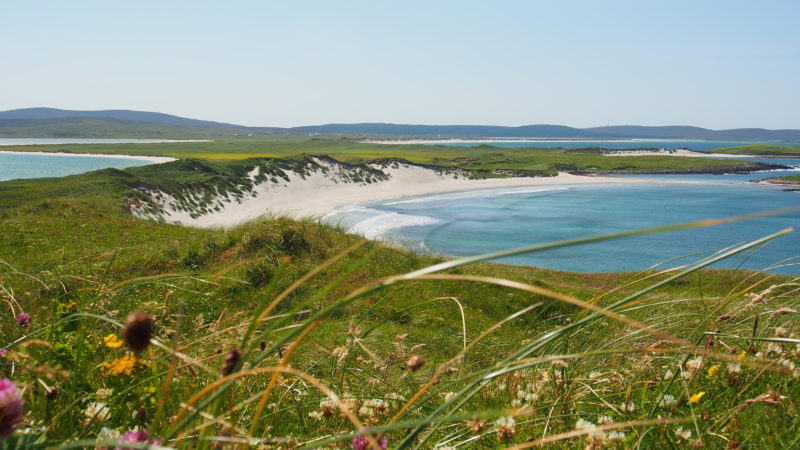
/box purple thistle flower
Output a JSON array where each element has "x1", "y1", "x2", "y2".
[
  {"x1": 115, "y1": 429, "x2": 161, "y2": 449},
  {"x1": 15, "y1": 313, "x2": 30, "y2": 328},
  {"x1": 352, "y1": 433, "x2": 388, "y2": 450},
  {"x1": 0, "y1": 378, "x2": 24, "y2": 438}
]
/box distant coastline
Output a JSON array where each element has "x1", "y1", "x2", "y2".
[{"x1": 0, "y1": 150, "x2": 175, "y2": 164}]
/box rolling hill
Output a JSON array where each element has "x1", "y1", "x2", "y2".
[{"x1": 0, "y1": 107, "x2": 798, "y2": 140}]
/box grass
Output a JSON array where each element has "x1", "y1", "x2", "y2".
[
  {"x1": 709, "y1": 144, "x2": 800, "y2": 157},
  {"x1": 1, "y1": 180, "x2": 799, "y2": 448}
]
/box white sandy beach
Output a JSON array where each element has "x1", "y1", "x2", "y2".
[
  {"x1": 142, "y1": 159, "x2": 645, "y2": 228},
  {"x1": 0, "y1": 150, "x2": 176, "y2": 164},
  {"x1": 0, "y1": 139, "x2": 210, "y2": 146},
  {"x1": 603, "y1": 149, "x2": 759, "y2": 158}
]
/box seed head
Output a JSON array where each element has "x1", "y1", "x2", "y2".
[
  {"x1": 123, "y1": 311, "x2": 153, "y2": 353},
  {"x1": 407, "y1": 355, "x2": 425, "y2": 372},
  {"x1": 221, "y1": 348, "x2": 242, "y2": 376}
]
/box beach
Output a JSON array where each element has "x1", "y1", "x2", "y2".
[
  {"x1": 0, "y1": 150, "x2": 176, "y2": 164},
  {"x1": 145, "y1": 162, "x2": 645, "y2": 228}
]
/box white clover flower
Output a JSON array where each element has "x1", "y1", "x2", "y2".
[
  {"x1": 95, "y1": 388, "x2": 113, "y2": 400},
  {"x1": 495, "y1": 416, "x2": 516, "y2": 442},
  {"x1": 663, "y1": 369, "x2": 674, "y2": 380},
  {"x1": 84, "y1": 401, "x2": 111, "y2": 423},
  {"x1": 675, "y1": 427, "x2": 692, "y2": 441},
  {"x1": 444, "y1": 392, "x2": 456, "y2": 402},
  {"x1": 728, "y1": 363, "x2": 742, "y2": 374},
  {"x1": 685, "y1": 357, "x2": 703, "y2": 372},
  {"x1": 575, "y1": 418, "x2": 596, "y2": 431},
  {"x1": 597, "y1": 415, "x2": 614, "y2": 425},
  {"x1": 659, "y1": 394, "x2": 677, "y2": 408},
  {"x1": 621, "y1": 400, "x2": 637, "y2": 413},
  {"x1": 308, "y1": 411, "x2": 323, "y2": 420},
  {"x1": 607, "y1": 430, "x2": 626, "y2": 441},
  {"x1": 767, "y1": 343, "x2": 784, "y2": 356}
]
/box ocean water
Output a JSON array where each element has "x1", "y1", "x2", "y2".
[
  {"x1": 431, "y1": 140, "x2": 799, "y2": 151},
  {"x1": 0, "y1": 152, "x2": 154, "y2": 181},
  {"x1": 325, "y1": 157, "x2": 800, "y2": 274}
]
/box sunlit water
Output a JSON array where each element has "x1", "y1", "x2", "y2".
[{"x1": 325, "y1": 156, "x2": 800, "y2": 274}]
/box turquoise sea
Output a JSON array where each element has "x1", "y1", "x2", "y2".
[
  {"x1": 325, "y1": 156, "x2": 800, "y2": 275},
  {"x1": 0, "y1": 138, "x2": 178, "y2": 181},
  {"x1": 0, "y1": 152, "x2": 155, "y2": 181}
]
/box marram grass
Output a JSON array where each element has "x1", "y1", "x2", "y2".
[{"x1": 1, "y1": 202, "x2": 799, "y2": 449}]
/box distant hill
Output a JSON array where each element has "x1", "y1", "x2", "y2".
[
  {"x1": 0, "y1": 107, "x2": 798, "y2": 140},
  {"x1": 0, "y1": 107, "x2": 237, "y2": 128}
]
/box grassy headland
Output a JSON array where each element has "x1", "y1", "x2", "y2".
[{"x1": 0, "y1": 141, "x2": 799, "y2": 448}]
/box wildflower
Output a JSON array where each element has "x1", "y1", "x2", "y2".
[
  {"x1": 101, "y1": 355, "x2": 150, "y2": 377},
  {"x1": 351, "y1": 433, "x2": 387, "y2": 450},
  {"x1": 766, "y1": 343, "x2": 784, "y2": 357},
  {"x1": 104, "y1": 334, "x2": 123, "y2": 349},
  {"x1": 443, "y1": 392, "x2": 456, "y2": 402},
  {"x1": 122, "y1": 311, "x2": 153, "y2": 352},
  {"x1": 659, "y1": 394, "x2": 677, "y2": 408},
  {"x1": 688, "y1": 392, "x2": 705, "y2": 404},
  {"x1": 386, "y1": 392, "x2": 405, "y2": 402},
  {"x1": 332, "y1": 346, "x2": 349, "y2": 363},
  {"x1": 495, "y1": 416, "x2": 516, "y2": 443},
  {"x1": 597, "y1": 415, "x2": 614, "y2": 425},
  {"x1": 221, "y1": 348, "x2": 242, "y2": 376},
  {"x1": 407, "y1": 355, "x2": 425, "y2": 372},
  {"x1": 15, "y1": 313, "x2": 30, "y2": 328},
  {"x1": 0, "y1": 378, "x2": 24, "y2": 438},
  {"x1": 84, "y1": 401, "x2": 111, "y2": 423},
  {"x1": 728, "y1": 363, "x2": 742, "y2": 374},
  {"x1": 589, "y1": 371, "x2": 602, "y2": 379},
  {"x1": 621, "y1": 400, "x2": 637, "y2": 413},
  {"x1": 319, "y1": 399, "x2": 336, "y2": 417},
  {"x1": 96, "y1": 388, "x2": 114, "y2": 400},
  {"x1": 116, "y1": 429, "x2": 161, "y2": 449},
  {"x1": 685, "y1": 356, "x2": 703, "y2": 372},
  {"x1": 663, "y1": 369, "x2": 674, "y2": 380},
  {"x1": 97, "y1": 427, "x2": 120, "y2": 442},
  {"x1": 0, "y1": 349, "x2": 8, "y2": 359},
  {"x1": 675, "y1": 427, "x2": 692, "y2": 441},
  {"x1": 607, "y1": 431, "x2": 626, "y2": 441},
  {"x1": 467, "y1": 419, "x2": 487, "y2": 433},
  {"x1": 308, "y1": 411, "x2": 323, "y2": 420},
  {"x1": 706, "y1": 365, "x2": 721, "y2": 381},
  {"x1": 737, "y1": 350, "x2": 747, "y2": 362},
  {"x1": 775, "y1": 327, "x2": 791, "y2": 338}
]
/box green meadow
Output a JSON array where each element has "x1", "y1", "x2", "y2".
[{"x1": 0, "y1": 140, "x2": 799, "y2": 448}]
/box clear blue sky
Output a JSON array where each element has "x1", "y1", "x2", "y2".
[{"x1": 1, "y1": 0, "x2": 797, "y2": 129}]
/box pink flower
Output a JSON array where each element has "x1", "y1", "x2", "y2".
[
  {"x1": 0, "y1": 378, "x2": 24, "y2": 438},
  {"x1": 352, "y1": 433, "x2": 388, "y2": 450},
  {"x1": 115, "y1": 430, "x2": 161, "y2": 449},
  {"x1": 15, "y1": 313, "x2": 30, "y2": 328}
]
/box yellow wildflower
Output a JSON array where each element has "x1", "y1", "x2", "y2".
[
  {"x1": 101, "y1": 354, "x2": 150, "y2": 377},
  {"x1": 103, "y1": 333, "x2": 123, "y2": 349},
  {"x1": 688, "y1": 392, "x2": 705, "y2": 404},
  {"x1": 737, "y1": 351, "x2": 747, "y2": 362},
  {"x1": 706, "y1": 365, "x2": 721, "y2": 380}
]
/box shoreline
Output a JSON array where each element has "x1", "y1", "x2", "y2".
[
  {"x1": 0, "y1": 150, "x2": 176, "y2": 164},
  {"x1": 158, "y1": 171, "x2": 664, "y2": 228},
  {"x1": 0, "y1": 139, "x2": 210, "y2": 146},
  {"x1": 361, "y1": 138, "x2": 694, "y2": 145}
]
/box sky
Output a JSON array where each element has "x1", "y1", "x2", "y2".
[{"x1": 1, "y1": 0, "x2": 798, "y2": 129}]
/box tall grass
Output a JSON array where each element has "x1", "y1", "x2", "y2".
[{"x1": 1, "y1": 207, "x2": 799, "y2": 449}]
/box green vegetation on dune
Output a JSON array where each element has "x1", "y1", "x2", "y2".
[
  {"x1": 1, "y1": 154, "x2": 799, "y2": 448},
  {"x1": 709, "y1": 144, "x2": 800, "y2": 156}
]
